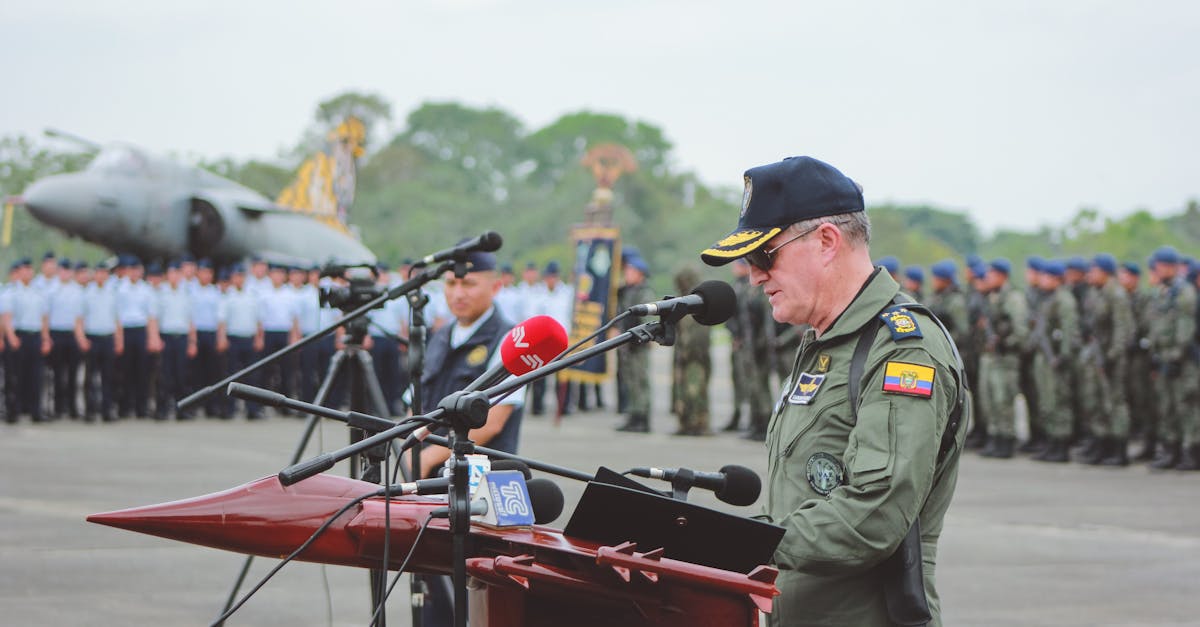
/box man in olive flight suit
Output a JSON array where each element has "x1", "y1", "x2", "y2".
[{"x1": 700, "y1": 156, "x2": 966, "y2": 627}]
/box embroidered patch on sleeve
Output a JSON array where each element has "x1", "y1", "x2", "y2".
[
  {"x1": 879, "y1": 305, "x2": 923, "y2": 341},
  {"x1": 881, "y1": 361, "x2": 935, "y2": 398}
]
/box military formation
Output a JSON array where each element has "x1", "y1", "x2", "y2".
[{"x1": 896, "y1": 247, "x2": 1200, "y2": 471}]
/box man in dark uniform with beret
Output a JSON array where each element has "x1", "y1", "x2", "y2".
[
  {"x1": 700, "y1": 156, "x2": 967, "y2": 626},
  {"x1": 405, "y1": 247, "x2": 525, "y2": 627}
]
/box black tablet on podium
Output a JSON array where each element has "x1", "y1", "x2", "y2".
[{"x1": 564, "y1": 468, "x2": 785, "y2": 574}]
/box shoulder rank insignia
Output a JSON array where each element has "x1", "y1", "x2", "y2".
[
  {"x1": 882, "y1": 361, "x2": 935, "y2": 398},
  {"x1": 879, "y1": 305, "x2": 923, "y2": 341}
]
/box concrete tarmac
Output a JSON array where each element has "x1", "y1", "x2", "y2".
[{"x1": 1, "y1": 343, "x2": 1198, "y2": 626}]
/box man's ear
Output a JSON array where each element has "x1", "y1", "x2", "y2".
[{"x1": 817, "y1": 223, "x2": 842, "y2": 266}]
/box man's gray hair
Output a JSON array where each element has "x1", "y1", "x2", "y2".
[{"x1": 788, "y1": 211, "x2": 871, "y2": 247}]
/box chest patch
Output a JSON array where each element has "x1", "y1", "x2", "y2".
[
  {"x1": 466, "y1": 345, "x2": 489, "y2": 367},
  {"x1": 882, "y1": 361, "x2": 935, "y2": 398},
  {"x1": 788, "y1": 372, "x2": 826, "y2": 405},
  {"x1": 806, "y1": 452, "x2": 844, "y2": 496},
  {"x1": 880, "y1": 305, "x2": 923, "y2": 341}
]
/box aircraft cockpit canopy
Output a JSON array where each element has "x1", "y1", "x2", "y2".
[{"x1": 87, "y1": 145, "x2": 155, "y2": 177}]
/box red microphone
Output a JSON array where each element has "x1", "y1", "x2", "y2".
[{"x1": 500, "y1": 315, "x2": 569, "y2": 375}]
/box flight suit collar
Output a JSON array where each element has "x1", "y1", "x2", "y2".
[{"x1": 816, "y1": 267, "x2": 901, "y2": 343}]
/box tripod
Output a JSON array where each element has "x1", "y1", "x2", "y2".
[{"x1": 216, "y1": 313, "x2": 399, "y2": 626}]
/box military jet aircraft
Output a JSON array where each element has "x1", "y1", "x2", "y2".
[{"x1": 15, "y1": 119, "x2": 375, "y2": 265}]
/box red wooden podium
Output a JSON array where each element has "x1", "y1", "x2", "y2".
[{"x1": 88, "y1": 474, "x2": 779, "y2": 626}]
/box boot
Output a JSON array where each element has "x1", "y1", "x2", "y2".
[
  {"x1": 1099, "y1": 439, "x2": 1129, "y2": 467},
  {"x1": 615, "y1": 414, "x2": 649, "y2": 433},
  {"x1": 1017, "y1": 434, "x2": 1047, "y2": 455},
  {"x1": 965, "y1": 428, "x2": 988, "y2": 450},
  {"x1": 1149, "y1": 442, "x2": 1181, "y2": 470},
  {"x1": 1132, "y1": 435, "x2": 1158, "y2": 462},
  {"x1": 982, "y1": 436, "x2": 1013, "y2": 459},
  {"x1": 1174, "y1": 444, "x2": 1200, "y2": 471},
  {"x1": 721, "y1": 409, "x2": 742, "y2": 432},
  {"x1": 1034, "y1": 438, "x2": 1069, "y2": 463},
  {"x1": 1082, "y1": 437, "x2": 1110, "y2": 465},
  {"x1": 1074, "y1": 436, "x2": 1100, "y2": 461}
]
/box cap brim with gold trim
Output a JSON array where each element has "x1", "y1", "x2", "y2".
[
  {"x1": 700, "y1": 226, "x2": 782, "y2": 266},
  {"x1": 700, "y1": 156, "x2": 864, "y2": 267}
]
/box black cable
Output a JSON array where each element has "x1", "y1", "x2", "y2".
[
  {"x1": 367, "y1": 514, "x2": 436, "y2": 627},
  {"x1": 372, "y1": 451, "x2": 392, "y2": 627},
  {"x1": 208, "y1": 491, "x2": 377, "y2": 627}
]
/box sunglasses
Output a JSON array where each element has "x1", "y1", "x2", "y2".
[{"x1": 744, "y1": 224, "x2": 821, "y2": 272}]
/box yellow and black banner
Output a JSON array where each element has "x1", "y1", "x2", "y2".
[{"x1": 562, "y1": 226, "x2": 621, "y2": 384}]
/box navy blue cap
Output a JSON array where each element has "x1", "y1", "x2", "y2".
[
  {"x1": 167, "y1": 260, "x2": 182, "y2": 270},
  {"x1": 42, "y1": 251, "x2": 55, "y2": 260},
  {"x1": 217, "y1": 267, "x2": 232, "y2": 281},
  {"x1": 1026, "y1": 255, "x2": 1045, "y2": 271},
  {"x1": 990, "y1": 258, "x2": 1012, "y2": 275},
  {"x1": 1066, "y1": 256, "x2": 1088, "y2": 272},
  {"x1": 524, "y1": 261, "x2": 537, "y2": 270},
  {"x1": 623, "y1": 246, "x2": 650, "y2": 274},
  {"x1": 1042, "y1": 260, "x2": 1066, "y2": 277},
  {"x1": 229, "y1": 263, "x2": 246, "y2": 274},
  {"x1": 701, "y1": 156, "x2": 864, "y2": 266},
  {"x1": 903, "y1": 265, "x2": 924, "y2": 283},
  {"x1": 401, "y1": 257, "x2": 414, "y2": 266},
  {"x1": 931, "y1": 259, "x2": 958, "y2": 282},
  {"x1": 74, "y1": 260, "x2": 89, "y2": 270},
  {"x1": 543, "y1": 260, "x2": 560, "y2": 275},
  {"x1": 876, "y1": 256, "x2": 901, "y2": 275},
  {"x1": 197, "y1": 258, "x2": 213, "y2": 269},
  {"x1": 128, "y1": 255, "x2": 144, "y2": 267},
  {"x1": 9, "y1": 260, "x2": 22, "y2": 271},
  {"x1": 375, "y1": 262, "x2": 390, "y2": 273},
  {"x1": 1189, "y1": 260, "x2": 1200, "y2": 281},
  {"x1": 1092, "y1": 253, "x2": 1117, "y2": 274},
  {"x1": 250, "y1": 255, "x2": 264, "y2": 263},
  {"x1": 59, "y1": 257, "x2": 71, "y2": 268},
  {"x1": 501, "y1": 263, "x2": 514, "y2": 274},
  {"x1": 1121, "y1": 261, "x2": 1141, "y2": 276},
  {"x1": 1152, "y1": 246, "x2": 1181, "y2": 265},
  {"x1": 146, "y1": 262, "x2": 163, "y2": 276},
  {"x1": 965, "y1": 254, "x2": 983, "y2": 267},
  {"x1": 180, "y1": 253, "x2": 195, "y2": 263}
]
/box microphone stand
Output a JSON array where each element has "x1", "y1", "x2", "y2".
[{"x1": 404, "y1": 282, "x2": 430, "y2": 627}]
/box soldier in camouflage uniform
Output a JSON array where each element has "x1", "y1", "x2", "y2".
[
  {"x1": 615, "y1": 248, "x2": 657, "y2": 433},
  {"x1": 1029, "y1": 261, "x2": 1080, "y2": 463},
  {"x1": 1076, "y1": 254, "x2": 1134, "y2": 465},
  {"x1": 1119, "y1": 261, "x2": 1159, "y2": 461},
  {"x1": 902, "y1": 265, "x2": 925, "y2": 302},
  {"x1": 1018, "y1": 257, "x2": 1047, "y2": 453},
  {"x1": 926, "y1": 260, "x2": 968, "y2": 352},
  {"x1": 963, "y1": 256, "x2": 990, "y2": 449},
  {"x1": 1146, "y1": 247, "x2": 1199, "y2": 469},
  {"x1": 978, "y1": 258, "x2": 1028, "y2": 458},
  {"x1": 724, "y1": 259, "x2": 774, "y2": 438},
  {"x1": 671, "y1": 267, "x2": 712, "y2": 436},
  {"x1": 1064, "y1": 256, "x2": 1092, "y2": 442}
]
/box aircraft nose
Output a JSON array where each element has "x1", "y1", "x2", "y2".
[{"x1": 23, "y1": 175, "x2": 94, "y2": 231}]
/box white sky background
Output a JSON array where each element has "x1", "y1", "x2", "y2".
[{"x1": 3, "y1": 0, "x2": 1198, "y2": 234}]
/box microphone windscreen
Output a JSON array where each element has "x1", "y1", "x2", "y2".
[
  {"x1": 690, "y1": 280, "x2": 738, "y2": 326},
  {"x1": 715, "y1": 464, "x2": 762, "y2": 506},
  {"x1": 525, "y1": 478, "x2": 565, "y2": 525},
  {"x1": 490, "y1": 459, "x2": 532, "y2": 479},
  {"x1": 500, "y1": 315, "x2": 569, "y2": 375},
  {"x1": 480, "y1": 231, "x2": 503, "y2": 252}
]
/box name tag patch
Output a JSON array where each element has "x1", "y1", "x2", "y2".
[
  {"x1": 882, "y1": 361, "x2": 935, "y2": 398},
  {"x1": 788, "y1": 372, "x2": 826, "y2": 405}
]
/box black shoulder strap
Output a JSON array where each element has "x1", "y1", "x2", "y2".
[{"x1": 848, "y1": 295, "x2": 967, "y2": 464}]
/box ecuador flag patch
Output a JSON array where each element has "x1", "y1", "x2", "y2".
[{"x1": 882, "y1": 361, "x2": 935, "y2": 398}]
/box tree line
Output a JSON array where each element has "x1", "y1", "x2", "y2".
[{"x1": 2, "y1": 91, "x2": 1198, "y2": 291}]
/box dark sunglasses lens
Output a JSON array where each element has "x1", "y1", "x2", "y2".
[{"x1": 746, "y1": 249, "x2": 771, "y2": 271}]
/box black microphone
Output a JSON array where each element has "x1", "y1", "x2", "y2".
[
  {"x1": 429, "y1": 477, "x2": 564, "y2": 525},
  {"x1": 413, "y1": 231, "x2": 503, "y2": 266},
  {"x1": 628, "y1": 464, "x2": 762, "y2": 506},
  {"x1": 626, "y1": 280, "x2": 737, "y2": 326},
  {"x1": 376, "y1": 460, "x2": 531, "y2": 496}
]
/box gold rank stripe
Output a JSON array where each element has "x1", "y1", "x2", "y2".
[{"x1": 702, "y1": 227, "x2": 781, "y2": 258}]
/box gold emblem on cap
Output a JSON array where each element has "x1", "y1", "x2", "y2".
[
  {"x1": 741, "y1": 175, "x2": 753, "y2": 218},
  {"x1": 717, "y1": 230, "x2": 764, "y2": 248},
  {"x1": 466, "y1": 345, "x2": 489, "y2": 367}
]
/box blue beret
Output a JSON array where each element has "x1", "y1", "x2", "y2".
[
  {"x1": 197, "y1": 258, "x2": 213, "y2": 269},
  {"x1": 543, "y1": 260, "x2": 560, "y2": 275},
  {"x1": 1152, "y1": 246, "x2": 1180, "y2": 265},
  {"x1": 701, "y1": 156, "x2": 863, "y2": 266},
  {"x1": 965, "y1": 254, "x2": 983, "y2": 267},
  {"x1": 931, "y1": 259, "x2": 958, "y2": 281},
  {"x1": 968, "y1": 261, "x2": 987, "y2": 278},
  {"x1": 1066, "y1": 256, "x2": 1089, "y2": 272},
  {"x1": 623, "y1": 249, "x2": 650, "y2": 274},
  {"x1": 180, "y1": 253, "x2": 195, "y2": 263},
  {"x1": 1092, "y1": 253, "x2": 1117, "y2": 274},
  {"x1": 74, "y1": 260, "x2": 89, "y2": 270},
  {"x1": 146, "y1": 262, "x2": 164, "y2": 276},
  {"x1": 1026, "y1": 256, "x2": 1045, "y2": 271},
  {"x1": 903, "y1": 265, "x2": 924, "y2": 283},
  {"x1": 990, "y1": 258, "x2": 1012, "y2": 275},
  {"x1": 876, "y1": 255, "x2": 901, "y2": 274},
  {"x1": 1042, "y1": 260, "x2": 1066, "y2": 277},
  {"x1": 42, "y1": 251, "x2": 56, "y2": 260},
  {"x1": 1121, "y1": 261, "x2": 1141, "y2": 275},
  {"x1": 1188, "y1": 260, "x2": 1200, "y2": 281},
  {"x1": 59, "y1": 258, "x2": 71, "y2": 268},
  {"x1": 501, "y1": 264, "x2": 514, "y2": 274},
  {"x1": 229, "y1": 263, "x2": 246, "y2": 274}
]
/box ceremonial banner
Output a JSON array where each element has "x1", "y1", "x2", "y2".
[{"x1": 563, "y1": 226, "x2": 621, "y2": 383}]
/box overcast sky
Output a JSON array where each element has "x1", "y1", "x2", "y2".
[{"x1": 4, "y1": 0, "x2": 1198, "y2": 233}]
